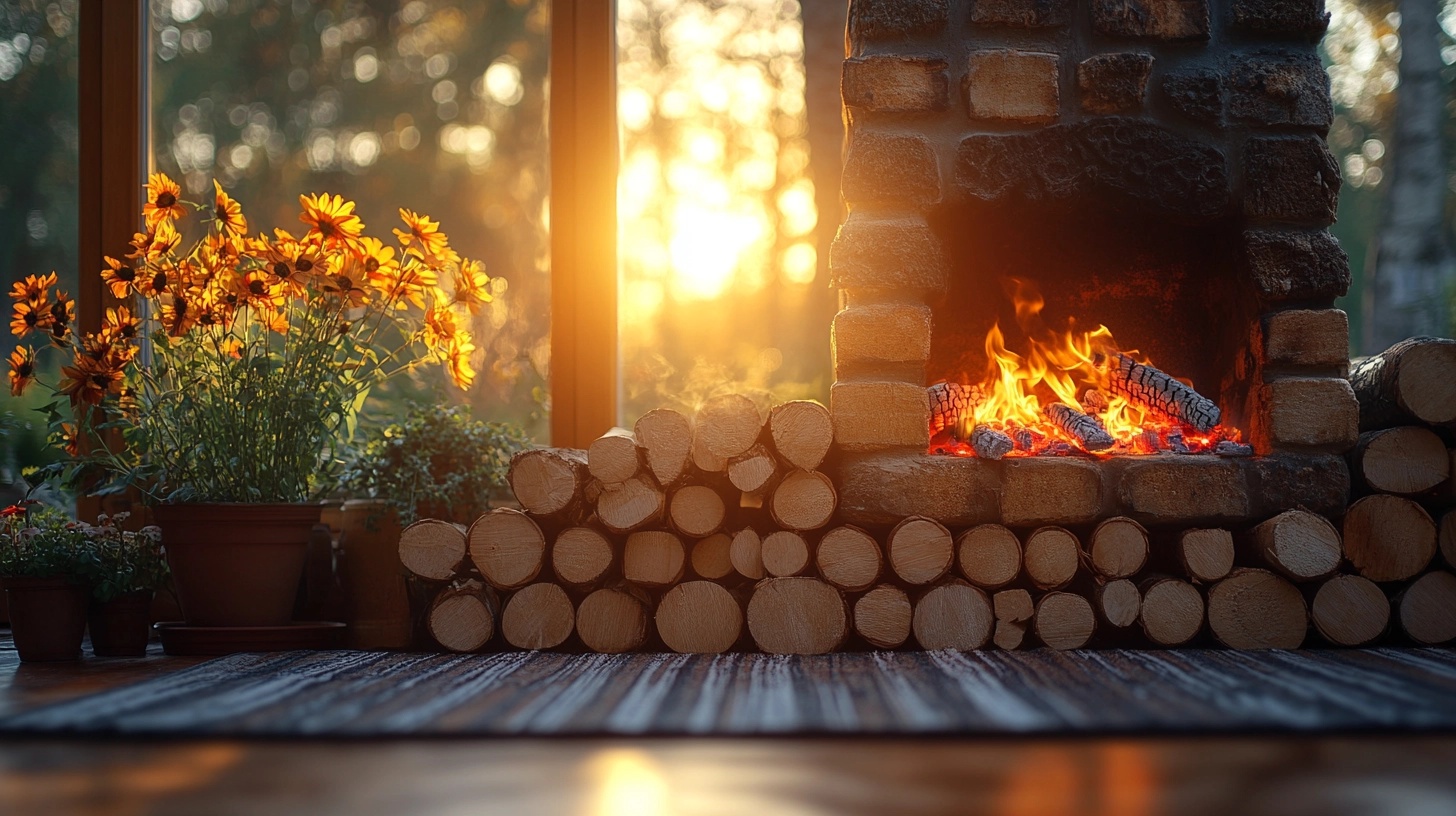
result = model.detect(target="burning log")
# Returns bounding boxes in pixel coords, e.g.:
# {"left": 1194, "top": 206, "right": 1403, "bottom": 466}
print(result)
{"left": 587, "top": 427, "right": 640, "bottom": 484}
{"left": 888, "top": 516, "right": 955, "bottom": 585}
{"left": 762, "top": 530, "right": 811, "bottom": 578}
{"left": 1311, "top": 574, "right": 1389, "bottom": 647}
{"left": 1043, "top": 403, "right": 1115, "bottom": 452}
{"left": 1350, "top": 337, "right": 1456, "bottom": 431}
{"left": 1397, "top": 571, "right": 1456, "bottom": 645}
{"left": 747, "top": 577, "right": 848, "bottom": 655}
{"left": 1008, "top": 423, "right": 1046, "bottom": 453}
{"left": 689, "top": 533, "right": 735, "bottom": 581}
{"left": 1177, "top": 528, "right": 1235, "bottom": 583}
{"left": 500, "top": 582, "right": 576, "bottom": 650}
{"left": 623, "top": 530, "right": 687, "bottom": 588}
{"left": 667, "top": 484, "right": 726, "bottom": 539}
{"left": 1089, "top": 517, "right": 1149, "bottom": 579}
{"left": 467, "top": 509, "right": 547, "bottom": 590}
{"left": 927, "top": 382, "right": 984, "bottom": 439}
{"left": 1094, "top": 578, "right": 1141, "bottom": 629}
{"left": 1138, "top": 577, "right": 1204, "bottom": 647}
{"left": 1104, "top": 352, "right": 1221, "bottom": 433}
{"left": 657, "top": 581, "right": 744, "bottom": 653}
{"left": 1034, "top": 592, "right": 1096, "bottom": 650}
{"left": 1248, "top": 510, "right": 1342, "bottom": 582}
{"left": 853, "top": 584, "right": 912, "bottom": 649}
{"left": 955, "top": 524, "right": 1022, "bottom": 590}
{"left": 1207, "top": 568, "right": 1307, "bottom": 649}
{"left": 970, "top": 424, "right": 1014, "bottom": 460}
{"left": 1024, "top": 526, "right": 1081, "bottom": 590}
{"left": 1081, "top": 389, "right": 1109, "bottom": 414}
{"left": 508, "top": 448, "right": 590, "bottom": 517}
{"left": 398, "top": 519, "right": 467, "bottom": 581}
{"left": 768, "top": 400, "right": 834, "bottom": 472}
{"left": 634, "top": 408, "right": 694, "bottom": 486}
{"left": 1342, "top": 495, "right": 1437, "bottom": 582}
{"left": 575, "top": 586, "right": 650, "bottom": 654}
{"left": 551, "top": 526, "right": 616, "bottom": 589}
{"left": 912, "top": 580, "right": 994, "bottom": 650}
{"left": 1353, "top": 426, "right": 1450, "bottom": 495}
{"left": 815, "top": 525, "right": 883, "bottom": 592}
{"left": 729, "top": 527, "right": 765, "bottom": 580}
{"left": 427, "top": 579, "right": 499, "bottom": 652}
{"left": 1214, "top": 441, "right": 1253, "bottom": 457}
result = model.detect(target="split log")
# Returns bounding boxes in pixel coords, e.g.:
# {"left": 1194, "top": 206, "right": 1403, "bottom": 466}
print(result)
{"left": 1138, "top": 577, "right": 1204, "bottom": 647}
{"left": 727, "top": 444, "right": 779, "bottom": 495}
{"left": 992, "top": 588, "right": 1034, "bottom": 651}
{"left": 815, "top": 525, "right": 883, "bottom": 592}
{"left": 633, "top": 408, "right": 693, "bottom": 486}
{"left": 622, "top": 531, "right": 686, "bottom": 588}
{"left": 853, "top": 584, "right": 912, "bottom": 649}
{"left": 729, "top": 527, "right": 765, "bottom": 580}
{"left": 1248, "top": 509, "right": 1342, "bottom": 582}
{"left": 595, "top": 475, "right": 666, "bottom": 535}
{"left": 1353, "top": 426, "right": 1450, "bottom": 495}
{"left": 1023, "top": 526, "right": 1081, "bottom": 591}
{"left": 1094, "top": 578, "right": 1141, "bottom": 629}
{"left": 769, "top": 469, "right": 838, "bottom": 531}
{"left": 887, "top": 516, "right": 954, "bottom": 586}
{"left": 970, "top": 425, "right": 1014, "bottom": 460}
{"left": 1397, "top": 571, "right": 1456, "bottom": 645}
{"left": 955, "top": 524, "right": 1022, "bottom": 590}
{"left": 912, "top": 580, "right": 993, "bottom": 650}
{"left": 1442, "top": 510, "right": 1455, "bottom": 569}
{"left": 746, "top": 577, "right": 848, "bottom": 655}
{"left": 587, "top": 427, "right": 640, "bottom": 484}
{"left": 467, "top": 509, "right": 546, "bottom": 590}
{"left": 427, "top": 579, "right": 499, "bottom": 652}
{"left": 1207, "top": 568, "right": 1307, "bottom": 649}
{"left": 1342, "top": 495, "right": 1437, "bottom": 582}
{"left": 1349, "top": 337, "right": 1456, "bottom": 430}
{"left": 1104, "top": 352, "right": 1221, "bottom": 433}
{"left": 1311, "top": 574, "right": 1389, "bottom": 647}
{"left": 689, "top": 532, "right": 735, "bottom": 581}
{"left": 690, "top": 425, "right": 729, "bottom": 473}
{"left": 1089, "top": 517, "right": 1149, "bottom": 579}
{"left": 696, "top": 393, "right": 763, "bottom": 459}
{"left": 501, "top": 582, "right": 576, "bottom": 650}
{"left": 1177, "top": 528, "right": 1235, "bottom": 583}
{"left": 576, "top": 586, "right": 650, "bottom": 654}
{"left": 1043, "top": 403, "right": 1115, "bottom": 452}
{"left": 668, "top": 484, "right": 726, "bottom": 539}
{"left": 398, "top": 519, "right": 468, "bottom": 581}
{"left": 551, "top": 526, "right": 615, "bottom": 588}
{"left": 1034, "top": 592, "right": 1096, "bottom": 650}
{"left": 508, "top": 448, "right": 589, "bottom": 516}
{"left": 656, "top": 581, "right": 744, "bottom": 653}
{"left": 927, "top": 382, "right": 984, "bottom": 439}
{"left": 994, "top": 620, "right": 1028, "bottom": 650}
{"left": 761, "top": 530, "right": 811, "bottom": 578}
{"left": 768, "top": 400, "right": 834, "bottom": 471}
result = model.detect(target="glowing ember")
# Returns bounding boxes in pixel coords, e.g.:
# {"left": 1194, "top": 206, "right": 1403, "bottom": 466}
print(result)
{"left": 930, "top": 279, "right": 1241, "bottom": 458}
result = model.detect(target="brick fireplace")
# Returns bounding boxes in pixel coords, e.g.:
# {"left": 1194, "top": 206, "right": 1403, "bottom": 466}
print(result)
{"left": 828, "top": 0, "right": 1356, "bottom": 527}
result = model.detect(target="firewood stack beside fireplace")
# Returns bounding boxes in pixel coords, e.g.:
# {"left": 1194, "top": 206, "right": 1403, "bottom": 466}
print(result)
{"left": 394, "top": 336, "right": 1456, "bottom": 655}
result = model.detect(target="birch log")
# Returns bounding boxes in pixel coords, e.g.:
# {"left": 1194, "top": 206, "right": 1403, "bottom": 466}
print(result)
{"left": 656, "top": 581, "right": 744, "bottom": 654}
{"left": 468, "top": 509, "right": 546, "bottom": 590}
{"left": 633, "top": 408, "right": 693, "bottom": 486}
{"left": 398, "top": 519, "right": 467, "bottom": 581}
{"left": 508, "top": 448, "right": 589, "bottom": 516}
{"left": 768, "top": 400, "right": 834, "bottom": 471}
{"left": 853, "top": 584, "right": 912, "bottom": 649}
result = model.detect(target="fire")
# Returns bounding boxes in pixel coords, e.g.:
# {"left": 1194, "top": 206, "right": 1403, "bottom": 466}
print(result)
{"left": 932, "top": 279, "right": 1240, "bottom": 457}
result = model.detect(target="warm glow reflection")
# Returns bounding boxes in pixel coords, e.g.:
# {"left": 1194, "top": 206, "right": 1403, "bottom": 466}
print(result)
{"left": 589, "top": 749, "right": 670, "bottom": 816}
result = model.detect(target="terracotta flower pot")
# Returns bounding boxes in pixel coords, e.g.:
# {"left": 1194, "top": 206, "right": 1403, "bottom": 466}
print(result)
{"left": 339, "top": 500, "right": 412, "bottom": 649}
{"left": 2, "top": 576, "right": 90, "bottom": 662}
{"left": 154, "top": 503, "right": 321, "bottom": 627}
{"left": 89, "top": 591, "right": 155, "bottom": 657}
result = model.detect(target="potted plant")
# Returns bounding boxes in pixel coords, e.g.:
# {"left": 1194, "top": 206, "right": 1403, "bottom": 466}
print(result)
{"left": 11, "top": 174, "right": 493, "bottom": 628}
{"left": 0, "top": 502, "right": 91, "bottom": 662}
{"left": 79, "top": 512, "right": 168, "bottom": 657}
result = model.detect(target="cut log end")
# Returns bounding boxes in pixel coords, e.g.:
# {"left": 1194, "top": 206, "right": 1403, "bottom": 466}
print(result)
{"left": 508, "top": 448, "right": 588, "bottom": 516}
{"left": 576, "top": 588, "right": 649, "bottom": 654}
{"left": 727, "top": 444, "right": 779, "bottom": 495}
{"left": 770, "top": 470, "right": 838, "bottom": 531}
{"left": 1251, "top": 509, "right": 1342, "bottom": 582}
{"left": 1355, "top": 426, "right": 1450, "bottom": 495}
{"left": 1343, "top": 495, "right": 1437, "bottom": 583}
{"left": 467, "top": 509, "right": 546, "bottom": 590}
{"left": 596, "top": 475, "right": 667, "bottom": 535}
{"left": 1139, "top": 578, "right": 1204, "bottom": 647}
{"left": 500, "top": 583, "right": 575, "bottom": 650}
{"left": 668, "top": 484, "right": 727, "bottom": 539}
{"left": 552, "top": 526, "right": 615, "bottom": 587}
{"left": 913, "top": 580, "right": 993, "bottom": 651}
{"left": 762, "top": 530, "right": 811, "bottom": 578}
{"left": 697, "top": 393, "right": 764, "bottom": 459}
{"left": 588, "top": 428, "right": 640, "bottom": 484}
{"left": 817, "top": 525, "right": 883, "bottom": 592}
{"left": 657, "top": 581, "right": 744, "bottom": 654}
{"left": 690, "top": 533, "right": 735, "bottom": 581}
{"left": 729, "top": 527, "right": 765, "bottom": 580}
{"left": 623, "top": 531, "right": 687, "bottom": 588}
{"left": 1312, "top": 574, "right": 1390, "bottom": 647}
{"left": 747, "top": 577, "right": 847, "bottom": 655}
{"left": 956, "top": 524, "right": 1022, "bottom": 590}
{"left": 427, "top": 581, "right": 497, "bottom": 652}
{"left": 398, "top": 518, "right": 467, "bottom": 581}
{"left": 1398, "top": 571, "right": 1456, "bottom": 645}
{"left": 1090, "top": 517, "right": 1148, "bottom": 579}
{"left": 1207, "top": 568, "right": 1307, "bottom": 649}
{"left": 888, "top": 516, "right": 954, "bottom": 586}
{"left": 634, "top": 408, "right": 693, "bottom": 486}
{"left": 1024, "top": 526, "right": 1081, "bottom": 591}
{"left": 1178, "top": 528, "right": 1234, "bottom": 583}
{"left": 1096, "top": 578, "right": 1142, "bottom": 629}
{"left": 1351, "top": 337, "right": 1456, "bottom": 429}
{"left": 853, "top": 584, "right": 912, "bottom": 649}
{"left": 1034, "top": 592, "right": 1096, "bottom": 650}
{"left": 769, "top": 400, "right": 834, "bottom": 472}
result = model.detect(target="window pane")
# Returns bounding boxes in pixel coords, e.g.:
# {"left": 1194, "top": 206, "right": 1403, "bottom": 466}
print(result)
{"left": 617, "top": 0, "right": 834, "bottom": 423}
{"left": 148, "top": 0, "right": 551, "bottom": 439}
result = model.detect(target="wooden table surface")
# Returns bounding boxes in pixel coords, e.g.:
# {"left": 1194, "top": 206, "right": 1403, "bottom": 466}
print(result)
{"left": 2, "top": 637, "right": 1454, "bottom": 815}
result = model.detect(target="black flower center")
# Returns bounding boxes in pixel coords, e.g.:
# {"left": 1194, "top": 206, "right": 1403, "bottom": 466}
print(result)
{"left": 249, "top": 280, "right": 267, "bottom": 296}
{"left": 117, "top": 266, "right": 136, "bottom": 282}
{"left": 364, "top": 258, "right": 379, "bottom": 273}
{"left": 273, "top": 261, "right": 291, "bottom": 278}
{"left": 156, "top": 192, "right": 176, "bottom": 208}
{"left": 296, "top": 259, "right": 313, "bottom": 272}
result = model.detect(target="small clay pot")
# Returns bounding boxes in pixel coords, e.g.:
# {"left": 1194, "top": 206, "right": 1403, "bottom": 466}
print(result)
{"left": 89, "top": 591, "right": 155, "bottom": 657}
{"left": 3, "top": 576, "right": 90, "bottom": 662}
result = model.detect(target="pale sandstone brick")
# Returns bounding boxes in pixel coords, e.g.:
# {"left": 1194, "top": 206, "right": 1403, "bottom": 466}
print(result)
{"left": 965, "top": 49, "right": 1059, "bottom": 125}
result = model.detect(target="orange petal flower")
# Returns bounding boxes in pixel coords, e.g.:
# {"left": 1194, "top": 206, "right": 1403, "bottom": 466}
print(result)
{"left": 212, "top": 180, "right": 248, "bottom": 237}
{"left": 9, "top": 299, "right": 49, "bottom": 338}
{"left": 100, "top": 257, "right": 141, "bottom": 299}
{"left": 299, "top": 192, "right": 365, "bottom": 253}
{"left": 444, "top": 330, "right": 476, "bottom": 390}
{"left": 451, "top": 259, "right": 493, "bottom": 315}
{"left": 7, "top": 346, "right": 35, "bottom": 397}
{"left": 142, "top": 172, "right": 186, "bottom": 227}
{"left": 394, "top": 209, "right": 456, "bottom": 265}
{"left": 8, "top": 272, "right": 56, "bottom": 304}
{"left": 103, "top": 306, "right": 141, "bottom": 342}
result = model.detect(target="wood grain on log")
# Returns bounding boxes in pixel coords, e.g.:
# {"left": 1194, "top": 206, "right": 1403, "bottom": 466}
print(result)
{"left": 1105, "top": 352, "right": 1221, "bottom": 432}
{"left": 1095, "top": 578, "right": 1141, "bottom": 628}
{"left": 727, "top": 443, "right": 779, "bottom": 495}
{"left": 576, "top": 586, "right": 649, "bottom": 653}
{"left": 994, "top": 619, "right": 1029, "bottom": 650}
{"left": 467, "top": 509, "right": 547, "bottom": 590}
{"left": 1311, "top": 574, "right": 1389, "bottom": 647}
{"left": 993, "top": 588, "right": 1035, "bottom": 624}
{"left": 1178, "top": 528, "right": 1235, "bottom": 582}
{"left": 1024, "top": 526, "right": 1081, "bottom": 591}
{"left": 696, "top": 394, "right": 764, "bottom": 459}
{"left": 1207, "top": 568, "right": 1307, "bottom": 649}
{"left": 912, "top": 580, "right": 993, "bottom": 650}
{"left": 500, "top": 582, "right": 575, "bottom": 650}
{"left": 816, "top": 525, "right": 883, "bottom": 592}
{"left": 656, "top": 581, "right": 743, "bottom": 654}
{"left": 768, "top": 400, "right": 834, "bottom": 472}
{"left": 508, "top": 448, "right": 589, "bottom": 516}
{"left": 398, "top": 519, "right": 468, "bottom": 581}
{"left": 729, "top": 527, "right": 765, "bottom": 580}
{"left": 1138, "top": 577, "right": 1204, "bottom": 647}
{"left": 927, "top": 382, "right": 984, "bottom": 439}
{"left": 1034, "top": 592, "right": 1096, "bottom": 650}
{"left": 956, "top": 524, "right": 1022, "bottom": 590}
{"left": 595, "top": 475, "right": 666, "bottom": 535}
{"left": 1343, "top": 495, "right": 1437, "bottom": 582}
{"left": 747, "top": 577, "right": 848, "bottom": 655}
{"left": 1354, "top": 426, "right": 1450, "bottom": 495}
{"left": 1089, "top": 517, "right": 1149, "bottom": 579}
{"left": 668, "top": 485, "right": 726, "bottom": 539}
{"left": 1350, "top": 337, "right": 1456, "bottom": 430}
{"left": 623, "top": 531, "right": 686, "bottom": 588}
{"left": 1398, "top": 571, "right": 1456, "bottom": 645}
{"left": 587, "top": 427, "right": 640, "bottom": 484}
{"left": 633, "top": 408, "right": 693, "bottom": 486}
{"left": 853, "top": 584, "right": 912, "bottom": 649}
{"left": 770, "top": 470, "right": 838, "bottom": 531}
{"left": 888, "top": 516, "right": 954, "bottom": 586}
{"left": 551, "top": 526, "right": 615, "bottom": 588}
{"left": 690, "top": 425, "right": 729, "bottom": 473}
{"left": 1044, "top": 403, "right": 1115, "bottom": 452}
{"left": 1249, "top": 509, "right": 1342, "bottom": 582}
{"left": 427, "top": 580, "right": 498, "bottom": 652}
{"left": 762, "top": 530, "right": 811, "bottom": 578}
{"left": 690, "top": 533, "right": 735, "bottom": 580}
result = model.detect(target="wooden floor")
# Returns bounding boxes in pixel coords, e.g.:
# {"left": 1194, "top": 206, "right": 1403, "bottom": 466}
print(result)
{"left": 2, "top": 638, "right": 1455, "bottom": 815}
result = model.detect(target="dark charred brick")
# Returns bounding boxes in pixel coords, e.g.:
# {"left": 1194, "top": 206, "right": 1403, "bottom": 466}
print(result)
{"left": 969, "top": 0, "right": 1071, "bottom": 28}
{"left": 1091, "top": 0, "right": 1210, "bottom": 40}
{"left": 1243, "top": 228, "right": 1352, "bottom": 302}
{"left": 1078, "top": 53, "right": 1155, "bottom": 114}
{"left": 842, "top": 129, "right": 942, "bottom": 206}
{"left": 1243, "top": 136, "right": 1340, "bottom": 224}
{"left": 1231, "top": 0, "right": 1331, "bottom": 38}
{"left": 1228, "top": 52, "right": 1333, "bottom": 130}
{"left": 1162, "top": 69, "right": 1223, "bottom": 124}
{"left": 849, "top": 0, "right": 950, "bottom": 41}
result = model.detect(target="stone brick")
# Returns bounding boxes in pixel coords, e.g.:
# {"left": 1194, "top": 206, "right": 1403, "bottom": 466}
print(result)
{"left": 831, "top": 381, "right": 931, "bottom": 451}
{"left": 969, "top": 0, "right": 1071, "bottom": 27}
{"left": 1117, "top": 457, "right": 1250, "bottom": 523}
{"left": 841, "top": 129, "right": 942, "bottom": 206}
{"left": 1260, "top": 309, "right": 1349, "bottom": 368}
{"left": 1243, "top": 229, "right": 1351, "bottom": 301}
{"left": 1162, "top": 69, "right": 1223, "bottom": 124}
{"left": 1228, "top": 52, "right": 1333, "bottom": 130}
{"left": 965, "top": 49, "right": 1060, "bottom": 125}
{"left": 1246, "top": 454, "right": 1349, "bottom": 519}
{"left": 1243, "top": 136, "right": 1340, "bottom": 224}
{"left": 1078, "top": 53, "right": 1154, "bottom": 115}
{"left": 849, "top": 0, "right": 950, "bottom": 41}
{"left": 1092, "top": 0, "right": 1209, "bottom": 40}
{"left": 835, "top": 451, "right": 1000, "bottom": 527}
{"left": 829, "top": 211, "right": 947, "bottom": 293}
{"left": 1255, "top": 376, "right": 1359, "bottom": 451}
{"left": 1231, "top": 0, "right": 1330, "bottom": 38}
{"left": 1001, "top": 458, "right": 1104, "bottom": 526}
{"left": 833, "top": 304, "right": 933, "bottom": 369}
{"left": 843, "top": 56, "right": 950, "bottom": 112}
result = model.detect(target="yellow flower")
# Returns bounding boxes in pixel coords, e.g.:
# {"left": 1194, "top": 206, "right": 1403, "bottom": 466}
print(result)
{"left": 262, "top": 230, "right": 327, "bottom": 293}
{"left": 159, "top": 292, "right": 199, "bottom": 338}
{"left": 212, "top": 180, "right": 248, "bottom": 237}
{"left": 8, "top": 272, "right": 56, "bottom": 304}
{"left": 451, "top": 259, "right": 493, "bottom": 315}
{"left": 10, "top": 299, "right": 49, "bottom": 338}
{"left": 299, "top": 192, "right": 364, "bottom": 253}
{"left": 7, "top": 346, "right": 35, "bottom": 397}
{"left": 235, "top": 268, "right": 285, "bottom": 311}
{"left": 422, "top": 304, "right": 457, "bottom": 350}
{"left": 394, "top": 209, "right": 457, "bottom": 265}
{"left": 100, "top": 257, "right": 140, "bottom": 298}
{"left": 103, "top": 306, "right": 141, "bottom": 342}
{"left": 142, "top": 172, "right": 186, "bottom": 227}
{"left": 219, "top": 337, "right": 243, "bottom": 358}
{"left": 47, "top": 292, "right": 74, "bottom": 347}
{"left": 127, "top": 218, "right": 182, "bottom": 261}
{"left": 321, "top": 271, "right": 370, "bottom": 309}
{"left": 443, "top": 330, "right": 476, "bottom": 390}
{"left": 58, "top": 423, "right": 80, "bottom": 457}
{"left": 59, "top": 355, "right": 127, "bottom": 406}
